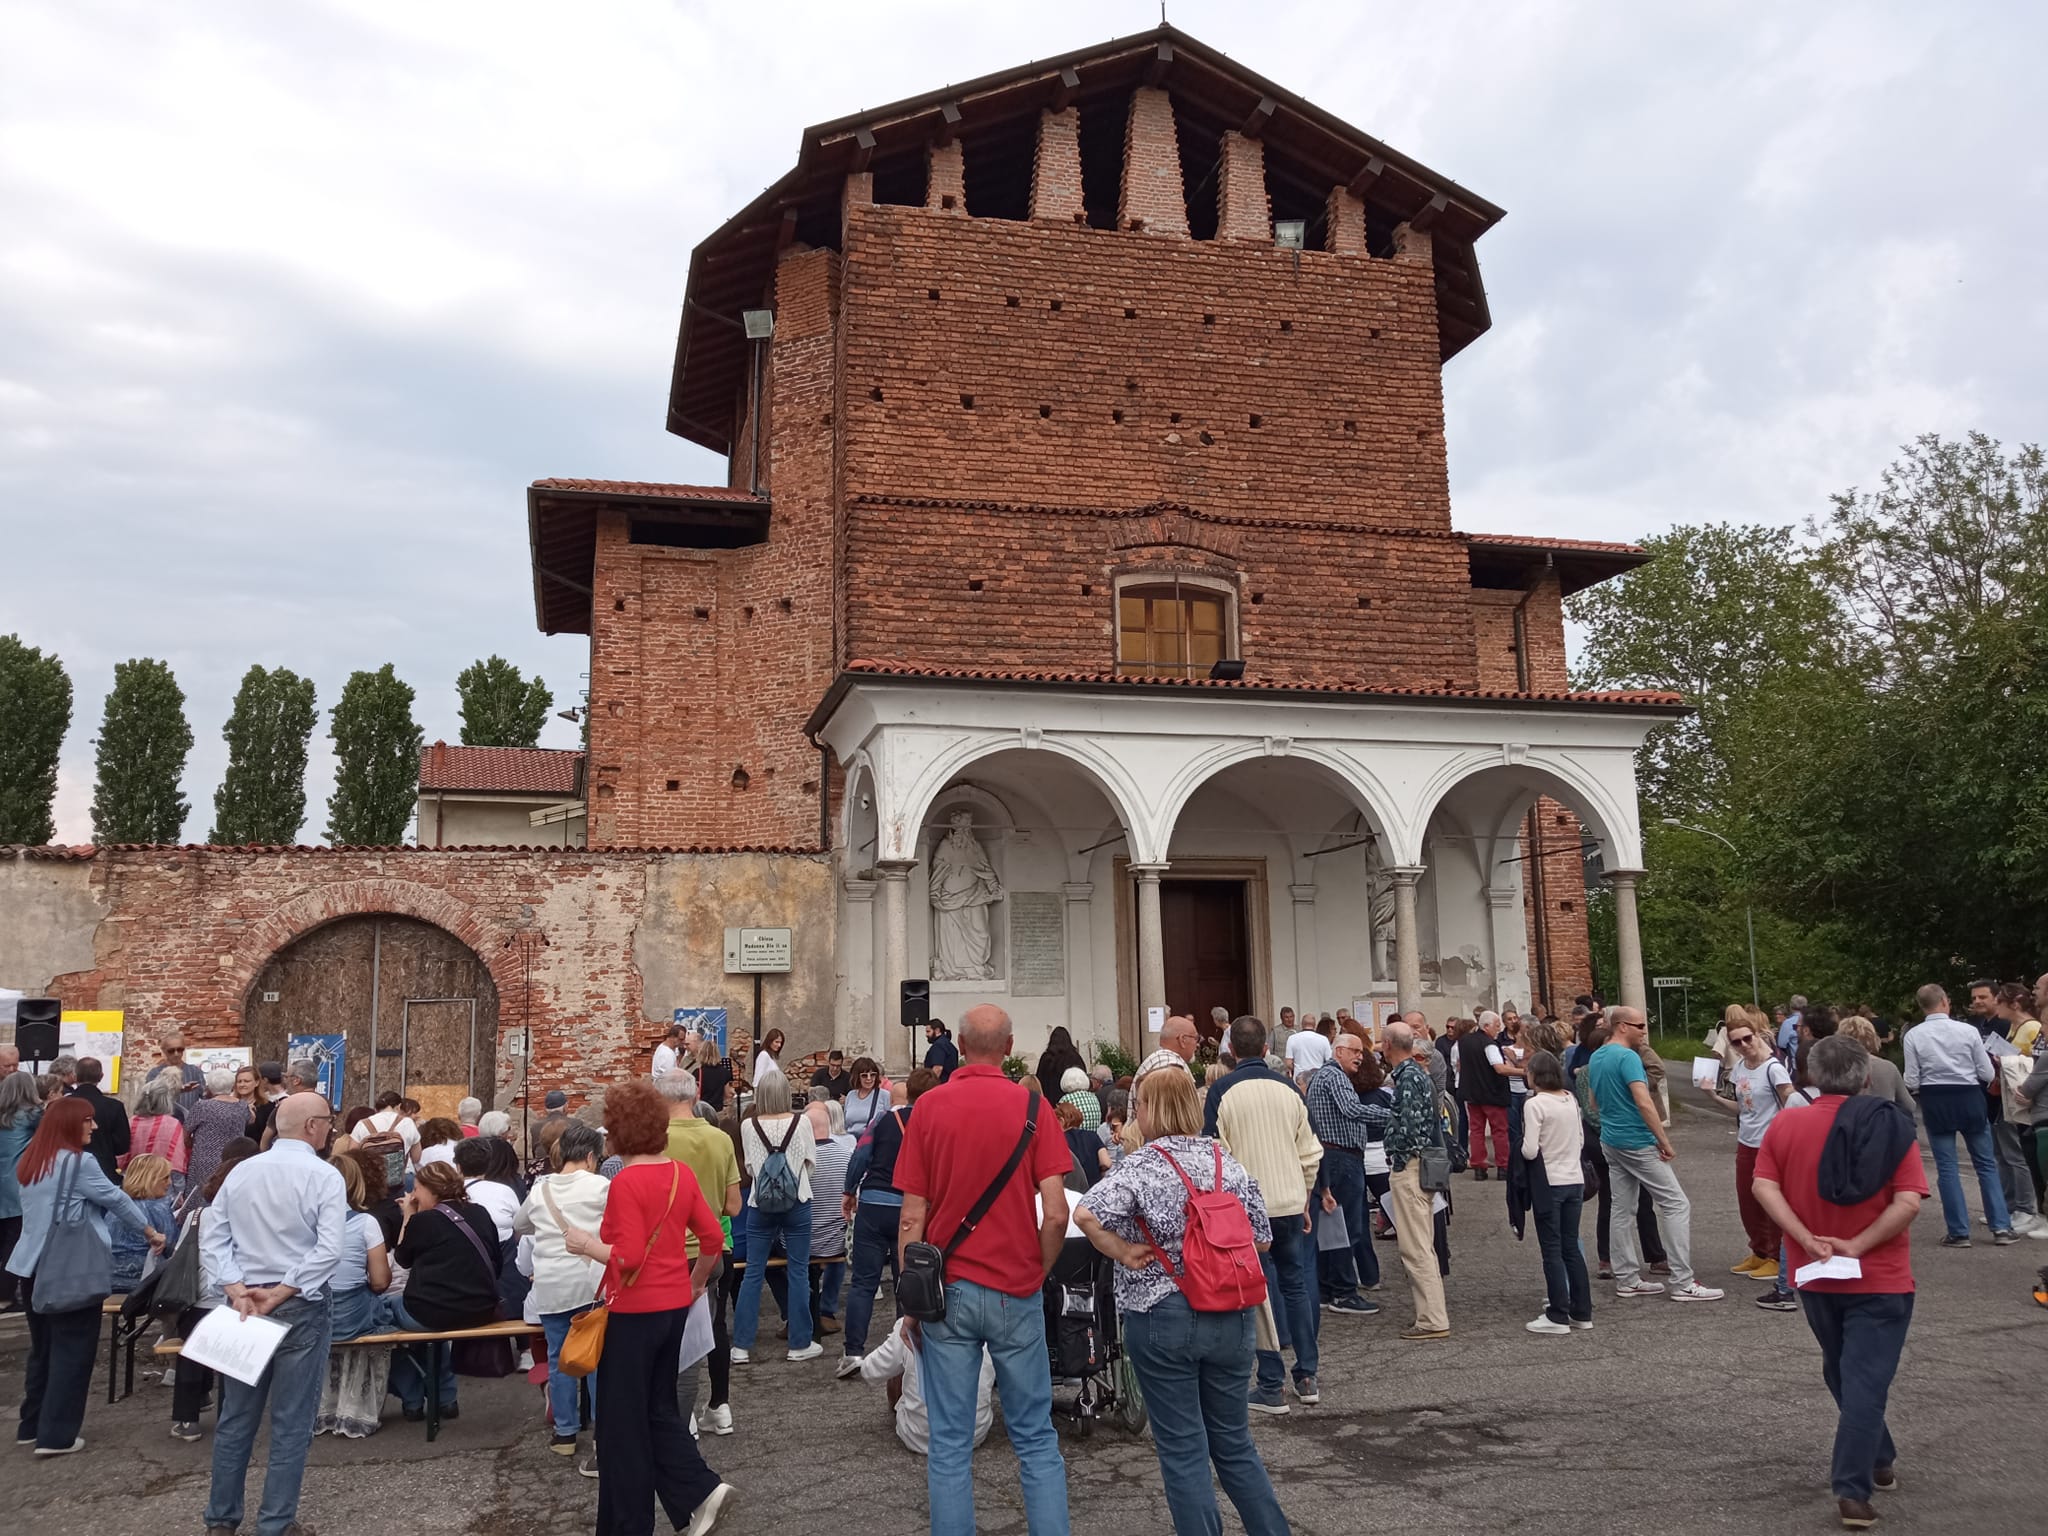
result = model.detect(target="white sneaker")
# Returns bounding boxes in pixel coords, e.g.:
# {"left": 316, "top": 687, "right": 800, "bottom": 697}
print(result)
{"left": 835, "top": 1354, "right": 864, "bottom": 1380}
{"left": 786, "top": 1342, "right": 824, "bottom": 1362}
{"left": 516, "top": 1348, "right": 534, "bottom": 1371}
{"left": 2026, "top": 1223, "right": 2048, "bottom": 1239}
{"left": 1669, "top": 1282, "right": 1725, "bottom": 1302}
{"left": 727, "top": 1347, "right": 750, "bottom": 1365}
{"left": 702, "top": 1403, "right": 733, "bottom": 1435}
{"left": 1569, "top": 1319, "right": 1595, "bottom": 1331}
{"left": 1524, "top": 1314, "right": 1570, "bottom": 1335}
{"left": 685, "top": 1483, "right": 738, "bottom": 1536}
{"left": 1615, "top": 1280, "right": 1665, "bottom": 1298}
{"left": 689, "top": 1413, "right": 698, "bottom": 1439}
{"left": 32, "top": 1438, "right": 85, "bottom": 1457}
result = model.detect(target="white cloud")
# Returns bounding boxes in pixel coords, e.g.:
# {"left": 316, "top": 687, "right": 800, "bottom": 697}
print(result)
{"left": 0, "top": 0, "right": 2041, "bottom": 839}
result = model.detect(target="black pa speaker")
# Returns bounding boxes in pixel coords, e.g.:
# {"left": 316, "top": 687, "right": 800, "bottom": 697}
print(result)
{"left": 900, "top": 979, "right": 930, "bottom": 1031}
{"left": 15, "top": 997, "right": 61, "bottom": 1064}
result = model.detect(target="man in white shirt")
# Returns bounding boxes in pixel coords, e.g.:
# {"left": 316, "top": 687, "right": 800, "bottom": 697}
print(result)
{"left": 652, "top": 1022, "right": 685, "bottom": 1080}
{"left": 861, "top": 1317, "right": 994, "bottom": 1455}
{"left": 201, "top": 1093, "right": 347, "bottom": 1536}
{"left": 360, "top": 1091, "right": 421, "bottom": 1167}
{"left": 1903, "top": 984, "right": 2014, "bottom": 1245}
{"left": 1286, "top": 1016, "right": 1335, "bottom": 1081}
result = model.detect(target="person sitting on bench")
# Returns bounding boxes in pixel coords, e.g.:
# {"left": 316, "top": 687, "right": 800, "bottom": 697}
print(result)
{"left": 384, "top": 1161, "right": 501, "bottom": 1421}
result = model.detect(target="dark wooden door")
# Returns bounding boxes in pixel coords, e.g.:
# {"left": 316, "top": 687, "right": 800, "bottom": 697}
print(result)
{"left": 1161, "top": 880, "right": 1249, "bottom": 1025}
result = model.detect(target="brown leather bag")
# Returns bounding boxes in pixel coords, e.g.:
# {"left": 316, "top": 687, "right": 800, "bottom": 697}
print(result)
{"left": 552, "top": 1165, "right": 677, "bottom": 1377}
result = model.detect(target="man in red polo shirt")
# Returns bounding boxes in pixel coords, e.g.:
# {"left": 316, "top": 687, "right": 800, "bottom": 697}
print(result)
{"left": 1753, "top": 1035, "right": 1928, "bottom": 1531}
{"left": 895, "top": 1004, "right": 1072, "bottom": 1536}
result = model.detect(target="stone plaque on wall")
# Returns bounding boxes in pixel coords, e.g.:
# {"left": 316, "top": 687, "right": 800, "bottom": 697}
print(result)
{"left": 1008, "top": 891, "right": 1066, "bottom": 997}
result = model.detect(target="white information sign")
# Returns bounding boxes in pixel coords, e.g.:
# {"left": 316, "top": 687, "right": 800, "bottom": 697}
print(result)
{"left": 723, "top": 927, "right": 793, "bottom": 974}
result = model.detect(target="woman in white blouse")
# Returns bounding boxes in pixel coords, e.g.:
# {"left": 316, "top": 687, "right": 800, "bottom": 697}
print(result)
{"left": 731, "top": 1070, "right": 819, "bottom": 1364}
{"left": 1520, "top": 1050, "right": 1591, "bottom": 1335}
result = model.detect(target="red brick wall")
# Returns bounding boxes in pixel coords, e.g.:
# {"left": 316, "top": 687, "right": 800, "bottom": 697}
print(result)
{"left": 1519, "top": 798, "right": 1595, "bottom": 1016}
{"left": 1469, "top": 572, "right": 1568, "bottom": 692}
{"left": 586, "top": 247, "right": 839, "bottom": 850}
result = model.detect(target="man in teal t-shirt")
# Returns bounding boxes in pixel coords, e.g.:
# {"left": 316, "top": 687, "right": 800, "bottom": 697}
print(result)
{"left": 1587, "top": 1008, "right": 1723, "bottom": 1304}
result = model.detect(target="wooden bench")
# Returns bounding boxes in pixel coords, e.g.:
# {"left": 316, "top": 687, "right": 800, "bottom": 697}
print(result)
{"left": 156, "top": 1319, "right": 537, "bottom": 1441}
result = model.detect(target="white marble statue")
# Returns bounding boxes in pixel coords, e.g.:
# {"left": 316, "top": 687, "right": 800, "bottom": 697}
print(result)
{"left": 929, "top": 811, "right": 1003, "bottom": 981}
{"left": 1365, "top": 839, "right": 1397, "bottom": 981}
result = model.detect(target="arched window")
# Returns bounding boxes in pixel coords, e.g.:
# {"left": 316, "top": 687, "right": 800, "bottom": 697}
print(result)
{"left": 1115, "top": 577, "right": 1235, "bottom": 678}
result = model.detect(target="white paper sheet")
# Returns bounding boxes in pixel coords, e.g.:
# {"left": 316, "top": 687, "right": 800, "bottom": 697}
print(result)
{"left": 676, "top": 1291, "right": 714, "bottom": 1372}
{"left": 1374, "top": 1191, "right": 1448, "bottom": 1229}
{"left": 1315, "top": 1206, "right": 1350, "bottom": 1251}
{"left": 1690, "top": 1056, "right": 1721, "bottom": 1090}
{"left": 1146, "top": 1006, "right": 1165, "bottom": 1035}
{"left": 179, "top": 1305, "right": 289, "bottom": 1387}
{"left": 1793, "top": 1254, "right": 1863, "bottom": 1287}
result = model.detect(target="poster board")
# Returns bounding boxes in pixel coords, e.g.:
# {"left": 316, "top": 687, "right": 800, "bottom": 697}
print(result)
{"left": 60, "top": 1010, "right": 125, "bottom": 1091}
{"left": 193, "top": 1046, "right": 252, "bottom": 1076}
{"left": 1370, "top": 999, "right": 1401, "bottom": 1036}
{"left": 673, "top": 1007, "right": 729, "bottom": 1056}
{"left": 288, "top": 1034, "right": 347, "bottom": 1109}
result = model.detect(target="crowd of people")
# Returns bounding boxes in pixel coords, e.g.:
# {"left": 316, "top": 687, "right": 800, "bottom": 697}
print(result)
{"left": 3, "top": 970, "right": 2044, "bottom": 1534}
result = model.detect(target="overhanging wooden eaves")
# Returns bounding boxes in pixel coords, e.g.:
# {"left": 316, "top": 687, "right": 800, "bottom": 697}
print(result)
{"left": 527, "top": 481, "right": 772, "bottom": 636}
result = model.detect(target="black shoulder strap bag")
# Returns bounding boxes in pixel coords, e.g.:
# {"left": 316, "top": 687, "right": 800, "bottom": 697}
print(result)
{"left": 896, "top": 1097, "right": 1040, "bottom": 1324}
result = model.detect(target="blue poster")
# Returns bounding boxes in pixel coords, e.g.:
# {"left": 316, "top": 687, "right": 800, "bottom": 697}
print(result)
{"left": 288, "top": 1033, "right": 347, "bottom": 1109}
{"left": 673, "top": 1007, "right": 728, "bottom": 1056}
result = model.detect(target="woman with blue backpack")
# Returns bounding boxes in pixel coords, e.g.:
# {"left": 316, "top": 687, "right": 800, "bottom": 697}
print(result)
{"left": 731, "top": 1071, "right": 820, "bottom": 1363}
{"left": 1075, "top": 1065, "right": 1292, "bottom": 1536}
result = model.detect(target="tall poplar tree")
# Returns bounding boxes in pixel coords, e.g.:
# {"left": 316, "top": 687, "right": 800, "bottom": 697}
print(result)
{"left": 325, "top": 665, "right": 423, "bottom": 844}
{"left": 456, "top": 655, "right": 553, "bottom": 747}
{"left": 90, "top": 658, "right": 194, "bottom": 843}
{"left": 209, "top": 664, "right": 317, "bottom": 844}
{"left": 0, "top": 635, "right": 72, "bottom": 844}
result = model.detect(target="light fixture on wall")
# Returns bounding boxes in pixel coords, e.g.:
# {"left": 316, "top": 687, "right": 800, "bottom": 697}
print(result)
{"left": 1209, "top": 659, "right": 1245, "bottom": 681}
{"left": 742, "top": 309, "right": 775, "bottom": 339}
{"left": 1273, "top": 220, "right": 1306, "bottom": 250}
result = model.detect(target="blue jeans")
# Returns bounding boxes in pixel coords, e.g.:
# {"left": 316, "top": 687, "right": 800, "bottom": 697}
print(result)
{"left": 1123, "top": 1295, "right": 1291, "bottom": 1536}
{"left": 1254, "top": 1211, "right": 1318, "bottom": 1392}
{"left": 924, "top": 1278, "right": 1069, "bottom": 1536}
{"left": 384, "top": 1294, "right": 459, "bottom": 1411}
{"left": 733, "top": 1200, "right": 812, "bottom": 1350}
{"left": 540, "top": 1307, "right": 596, "bottom": 1437}
{"left": 816, "top": 1251, "right": 845, "bottom": 1316}
{"left": 1533, "top": 1186, "right": 1591, "bottom": 1323}
{"left": 1927, "top": 1120, "right": 2010, "bottom": 1237}
{"left": 842, "top": 1200, "right": 901, "bottom": 1355}
{"left": 1799, "top": 1290, "right": 1913, "bottom": 1501}
{"left": 1315, "top": 1150, "right": 1378, "bottom": 1297}
{"left": 204, "top": 1293, "right": 331, "bottom": 1536}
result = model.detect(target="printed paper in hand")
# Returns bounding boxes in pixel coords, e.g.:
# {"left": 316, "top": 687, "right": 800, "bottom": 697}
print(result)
{"left": 1690, "top": 1056, "right": 1721, "bottom": 1091}
{"left": 676, "top": 1292, "right": 714, "bottom": 1373}
{"left": 1793, "top": 1254, "right": 1863, "bottom": 1287}
{"left": 1315, "top": 1206, "right": 1351, "bottom": 1252}
{"left": 179, "top": 1305, "right": 289, "bottom": 1387}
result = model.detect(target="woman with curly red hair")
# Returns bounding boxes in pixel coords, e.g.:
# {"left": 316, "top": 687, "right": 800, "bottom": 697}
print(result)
{"left": 561, "top": 1079, "right": 734, "bottom": 1535}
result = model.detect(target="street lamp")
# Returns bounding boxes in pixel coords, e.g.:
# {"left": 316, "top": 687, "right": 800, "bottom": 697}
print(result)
{"left": 1661, "top": 818, "right": 1759, "bottom": 1007}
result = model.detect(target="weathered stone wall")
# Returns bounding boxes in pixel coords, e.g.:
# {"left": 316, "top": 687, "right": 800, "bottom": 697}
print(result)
{"left": 0, "top": 846, "right": 835, "bottom": 1104}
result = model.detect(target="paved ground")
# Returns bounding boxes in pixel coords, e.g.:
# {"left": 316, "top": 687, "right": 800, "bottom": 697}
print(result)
{"left": 7, "top": 1095, "right": 2048, "bottom": 1535}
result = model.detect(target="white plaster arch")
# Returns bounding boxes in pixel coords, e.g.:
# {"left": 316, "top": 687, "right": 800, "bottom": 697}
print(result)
{"left": 840, "top": 753, "right": 882, "bottom": 863}
{"left": 1154, "top": 738, "right": 1404, "bottom": 866}
{"left": 1412, "top": 749, "right": 1641, "bottom": 872}
{"left": 889, "top": 732, "right": 1149, "bottom": 865}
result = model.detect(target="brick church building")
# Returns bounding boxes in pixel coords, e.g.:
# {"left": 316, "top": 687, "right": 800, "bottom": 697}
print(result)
{"left": 3, "top": 26, "right": 1676, "bottom": 1101}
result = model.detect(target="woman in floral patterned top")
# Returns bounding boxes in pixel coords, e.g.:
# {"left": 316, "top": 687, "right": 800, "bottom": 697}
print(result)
{"left": 1076, "top": 1068, "right": 1292, "bottom": 1536}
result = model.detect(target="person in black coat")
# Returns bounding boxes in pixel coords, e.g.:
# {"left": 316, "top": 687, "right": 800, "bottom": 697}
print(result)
{"left": 1034, "top": 1027, "right": 1088, "bottom": 1103}
{"left": 66, "top": 1058, "right": 129, "bottom": 1180}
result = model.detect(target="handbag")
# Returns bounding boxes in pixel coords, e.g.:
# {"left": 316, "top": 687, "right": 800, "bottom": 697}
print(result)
{"left": 896, "top": 1097, "right": 1040, "bottom": 1324}
{"left": 151, "top": 1207, "right": 206, "bottom": 1318}
{"left": 1417, "top": 1081, "right": 1453, "bottom": 1194}
{"left": 32, "top": 1155, "right": 114, "bottom": 1314}
{"left": 555, "top": 1164, "right": 678, "bottom": 1378}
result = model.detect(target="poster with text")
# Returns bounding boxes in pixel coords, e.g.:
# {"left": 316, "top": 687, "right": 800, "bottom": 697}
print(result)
{"left": 59, "top": 1011, "right": 125, "bottom": 1091}
{"left": 673, "top": 1008, "right": 728, "bottom": 1056}
{"left": 194, "top": 1046, "right": 253, "bottom": 1077}
{"left": 287, "top": 1034, "right": 347, "bottom": 1108}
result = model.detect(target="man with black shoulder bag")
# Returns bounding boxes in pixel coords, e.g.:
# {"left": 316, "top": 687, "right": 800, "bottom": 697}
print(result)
{"left": 894, "top": 1004, "right": 1075, "bottom": 1536}
{"left": 1381, "top": 1023, "right": 1452, "bottom": 1341}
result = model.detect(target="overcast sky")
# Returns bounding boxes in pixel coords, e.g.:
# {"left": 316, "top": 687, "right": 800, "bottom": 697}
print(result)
{"left": 3, "top": 0, "right": 2042, "bottom": 844}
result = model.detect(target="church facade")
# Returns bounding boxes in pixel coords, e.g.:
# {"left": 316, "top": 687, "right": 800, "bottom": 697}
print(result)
{"left": 534, "top": 26, "right": 1680, "bottom": 1072}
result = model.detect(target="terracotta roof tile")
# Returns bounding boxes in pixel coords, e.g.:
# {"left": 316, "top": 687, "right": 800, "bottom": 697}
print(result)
{"left": 530, "top": 479, "right": 765, "bottom": 503}
{"left": 1463, "top": 531, "right": 1649, "bottom": 557}
{"left": 418, "top": 743, "right": 583, "bottom": 795}
{"left": 8, "top": 843, "right": 819, "bottom": 857}
{"left": 838, "top": 660, "right": 1685, "bottom": 708}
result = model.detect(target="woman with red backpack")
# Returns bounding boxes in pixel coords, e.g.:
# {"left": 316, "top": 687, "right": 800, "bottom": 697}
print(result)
{"left": 1074, "top": 1067, "right": 1292, "bottom": 1536}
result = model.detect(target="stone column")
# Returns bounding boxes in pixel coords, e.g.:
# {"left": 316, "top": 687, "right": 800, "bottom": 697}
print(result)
{"left": 841, "top": 876, "right": 876, "bottom": 1053}
{"left": 1482, "top": 881, "right": 1526, "bottom": 1013}
{"left": 1062, "top": 882, "right": 1095, "bottom": 1039}
{"left": 875, "top": 860, "right": 916, "bottom": 1075}
{"left": 1608, "top": 869, "right": 1648, "bottom": 1012}
{"left": 1131, "top": 864, "right": 1170, "bottom": 1022}
{"left": 1288, "top": 883, "right": 1320, "bottom": 1016}
{"left": 1392, "top": 866, "right": 1427, "bottom": 1014}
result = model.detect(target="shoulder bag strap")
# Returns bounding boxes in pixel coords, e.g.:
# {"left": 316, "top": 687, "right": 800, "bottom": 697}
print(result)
{"left": 620, "top": 1163, "right": 681, "bottom": 1292}
{"left": 540, "top": 1174, "right": 568, "bottom": 1231}
{"left": 940, "top": 1095, "right": 1039, "bottom": 1260}
{"left": 434, "top": 1202, "right": 500, "bottom": 1281}
{"left": 774, "top": 1114, "right": 800, "bottom": 1154}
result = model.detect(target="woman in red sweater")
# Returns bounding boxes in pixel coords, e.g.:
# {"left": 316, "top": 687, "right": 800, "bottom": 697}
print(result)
{"left": 563, "top": 1080, "right": 733, "bottom": 1536}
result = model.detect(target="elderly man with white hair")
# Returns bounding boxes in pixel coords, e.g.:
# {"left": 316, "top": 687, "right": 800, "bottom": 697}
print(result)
{"left": 456, "top": 1097, "right": 484, "bottom": 1137}
{"left": 1380, "top": 1023, "right": 1450, "bottom": 1340}
{"left": 477, "top": 1109, "right": 512, "bottom": 1139}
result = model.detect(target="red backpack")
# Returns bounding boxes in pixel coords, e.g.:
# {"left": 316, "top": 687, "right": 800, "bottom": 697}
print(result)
{"left": 1137, "top": 1143, "right": 1269, "bottom": 1312}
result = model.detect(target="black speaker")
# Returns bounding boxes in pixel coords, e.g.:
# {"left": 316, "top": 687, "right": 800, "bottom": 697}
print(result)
{"left": 15, "top": 997, "right": 60, "bottom": 1064}
{"left": 900, "top": 979, "right": 930, "bottom": 1031}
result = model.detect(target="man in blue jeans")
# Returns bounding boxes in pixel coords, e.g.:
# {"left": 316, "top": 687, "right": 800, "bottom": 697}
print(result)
{"left": 896, "top": 1005, "right": 1074, "bottom": 1536}
{"left": 1903, "top": 984, "right": 2016, "bottom": 1245}
{"left": 1754, "top": 1035, "right": 1927, "bottom": 1529}
{"left": 838, "top": 1068, "right": 938, "bottom": 1378}
{"left": 200, "top": 1093, "right": 347, "bottom": 1536}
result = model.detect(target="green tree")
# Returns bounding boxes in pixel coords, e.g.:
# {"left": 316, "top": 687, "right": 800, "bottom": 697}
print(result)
{"left": 90, "top": 658, "right": 193, "bottom": 843}
{"left": 0, "top": 635, "right": 72, "bottom": 844}
{"left": 325, "top": 665, "right": 423, "bottom": 845}
{"left": 209, "top": 665, "right": 317, "bottom": 844}
{"left": 456, "top": 656, "right": 552, "bottom": 748}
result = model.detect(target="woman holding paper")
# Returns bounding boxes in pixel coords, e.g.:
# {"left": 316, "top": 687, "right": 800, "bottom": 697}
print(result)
{"left": 6, "top": 1096, "right": 164, "bottom": 1455}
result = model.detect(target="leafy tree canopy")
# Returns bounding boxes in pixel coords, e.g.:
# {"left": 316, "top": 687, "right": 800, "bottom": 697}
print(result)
{"left": 456, "top": 656, "right": 552, "bottom": 748}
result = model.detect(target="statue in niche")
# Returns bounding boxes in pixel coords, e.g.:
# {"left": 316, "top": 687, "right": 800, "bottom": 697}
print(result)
{"left": 1364, "top": 838, "right": 1398, "bottom": 982}
{"left": 929, "top": 810, "right": 1003, "bottom": 981}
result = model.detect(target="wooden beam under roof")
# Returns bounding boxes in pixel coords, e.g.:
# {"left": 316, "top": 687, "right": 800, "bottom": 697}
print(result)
{"left": 1347, "top": 154, "right": 1386, "bottom": 198}
{"left": 1241, "top": 95, "right": 1277, "bottom": 139}
{"left": 1408, "top": 191, "right": 1448, "bottom": 231}
{"left": 1050, "top": 65, "right": 1081, "bottom": 112}
{"left": 1145, "top": 40, "right": 1173, "bottom": 85}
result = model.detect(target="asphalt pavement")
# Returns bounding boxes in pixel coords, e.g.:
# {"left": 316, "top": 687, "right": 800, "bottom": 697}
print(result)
{"left": 5, "top": 1095, "right": 2046, "bottom": 1535}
